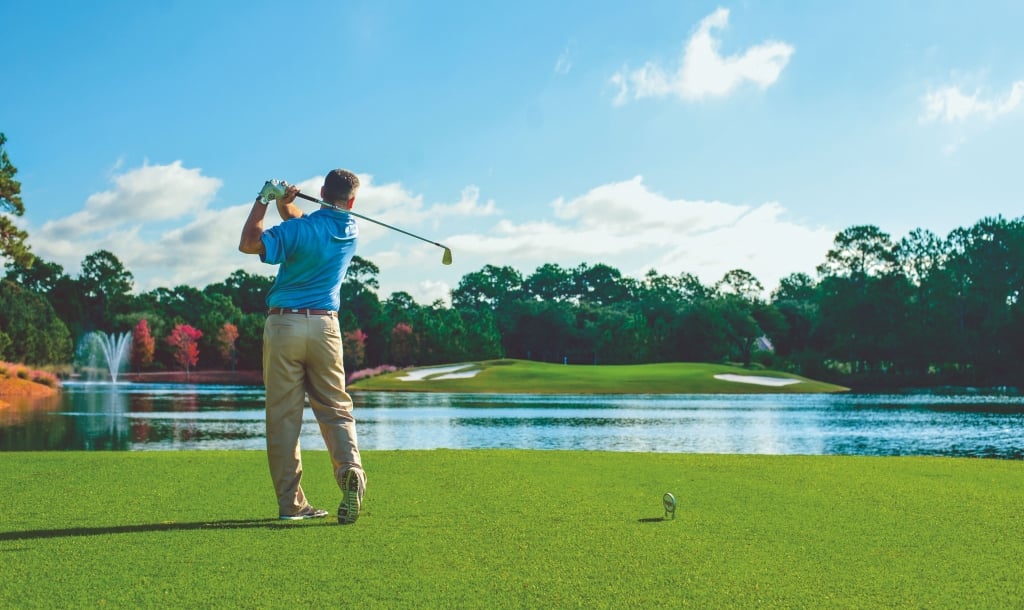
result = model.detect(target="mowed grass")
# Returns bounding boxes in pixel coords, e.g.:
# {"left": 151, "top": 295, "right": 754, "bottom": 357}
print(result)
{"left": 1, "top": 451, "right": 1021, "bottom": 608}
{"left": 350, "top": 359, "right": 848, "bottom": 394}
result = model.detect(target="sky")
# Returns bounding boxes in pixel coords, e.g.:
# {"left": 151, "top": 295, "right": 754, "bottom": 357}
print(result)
{"left": 2, "top": 1, "right": 1022, "bottom": 305}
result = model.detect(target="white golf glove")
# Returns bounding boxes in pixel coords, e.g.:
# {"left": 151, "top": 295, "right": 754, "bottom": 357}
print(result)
{"left": 258, "top": 179, "right": 288, "bottom": 205}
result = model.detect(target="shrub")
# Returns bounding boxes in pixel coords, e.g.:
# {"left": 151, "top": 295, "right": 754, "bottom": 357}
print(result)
{"left": 348, "top": 365, "right": 399, "bottom": 383}
{"left": 31, "top": 370, "right": 60, "bottom": 389}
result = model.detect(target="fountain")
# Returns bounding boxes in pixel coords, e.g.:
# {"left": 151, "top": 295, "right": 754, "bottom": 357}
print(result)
{"left": 79, "top": 331, "right": 133, "bottom": 383}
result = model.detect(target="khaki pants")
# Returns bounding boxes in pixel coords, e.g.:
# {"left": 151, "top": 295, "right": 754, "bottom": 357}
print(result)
{"left": 263, "top": 312, "right": 361, "bottom": 515}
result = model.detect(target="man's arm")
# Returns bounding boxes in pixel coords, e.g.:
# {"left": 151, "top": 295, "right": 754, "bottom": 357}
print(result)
{"left": 275, "top": 184, "right": 303, "bottom": 220}
{"left": 239, "top": 197, "right": 269, "bottom": 256}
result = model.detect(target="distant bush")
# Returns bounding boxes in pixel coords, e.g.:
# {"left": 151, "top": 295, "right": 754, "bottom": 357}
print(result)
{"left": 348, "top": 365, "right": 399, "bottom": 383}
{"left": 31, "top": 370, "right": 60, "bottom": 388}
{"left": 0, "top": 360, "right": 62, "bottom": 389}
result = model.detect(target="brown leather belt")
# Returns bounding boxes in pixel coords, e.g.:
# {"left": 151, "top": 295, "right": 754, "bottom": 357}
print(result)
{"left": 267, "top": 307, "right": 337, "bottom": 317}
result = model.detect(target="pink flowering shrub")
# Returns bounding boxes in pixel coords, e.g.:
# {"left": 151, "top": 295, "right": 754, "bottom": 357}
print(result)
{"left": 0, "top": 361, "right": 61, "bottom": 389}
{"left": 348, "top": 365, "right": 399, "bottom": 383}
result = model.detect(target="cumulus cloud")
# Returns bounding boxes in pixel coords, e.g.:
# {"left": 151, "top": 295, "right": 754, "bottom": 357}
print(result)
{"left": 431, "top": 186, "right": 497, "bottom": 218}
{"left": 26, "top": 162, "right": 497, "bottom": 302}
{"left": 611, "top": 8, "right": 794, "bottom": 105}
{"left": 27, "top": 161, "right": 833, "bottom": 304}
{"left": 921, "top": 81, "right": 1024, "bottom": 123}
{"left": 448, "top": 176, "right": 835, "bottom": 296}
{"left": 38, "top": 161, "right": 220, "bottom": 240}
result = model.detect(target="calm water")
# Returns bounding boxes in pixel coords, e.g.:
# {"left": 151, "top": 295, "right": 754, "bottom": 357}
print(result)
{"left": 1, "top": 382, "right": 1022, "bottom": 458}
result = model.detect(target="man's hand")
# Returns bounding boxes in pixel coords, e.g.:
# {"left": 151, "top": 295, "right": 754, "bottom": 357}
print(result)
{"left": 281, "top": 183, "right": 300, "bottom": 205}
{"left": 275, "top": 183, "right": 304, "bottom": 221}
{"left": 258, "top": 180, "right": 287, "bottom": 205}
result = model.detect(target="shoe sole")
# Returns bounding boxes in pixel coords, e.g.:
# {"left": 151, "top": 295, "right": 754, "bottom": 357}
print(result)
{"left": 338, "top": 470, "right": 362, "bottom": 525}
{"left": 279, "top": 509, "right": 328, "bottom": 520}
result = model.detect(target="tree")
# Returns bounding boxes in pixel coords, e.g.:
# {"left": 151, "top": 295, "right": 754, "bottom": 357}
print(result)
{"left": 0, "top": 279, "right": 73, "bottom": 365}
{"left": 523, "top": 263, "right": 574, "bottom": 302}
{"left": 5, "top": 257, "right": 66, "bottom": 294}
{"left": 414, "top": 304, "right": 473, "bottom": 364}
{"left": 577, "top": 305, "right": 647, "bottom": 364}
{"left": 815, "top": 226, "right": 909, "bottom": 379}
{"left": 941, "top": 217, "right": 1024, "bottom": 382}
{"left": 457, "top": 307, "right": 504, "bottom": 360}
{"left": 389, "top": 322, "right": 417, "bottom": 366}
{"left": 383, "top": 291, "right": 419, "bottom": 327}
{"left": 343, "top": 328, "right": 368, "bottom": 372}
{"left": 195, "top": 294, "right": 242, "bottom": 370}
{"left": 345, "top": 256, "right": 381, "bottom": 291}
{"left": 166, "top": 324, "right": 202, "bottom": 379}
{"left": 131, "top": 319, "right": 155, "bottom": 372}
{"left": 340, "top": 256, "right": 387, "bottom": 365}
{"left": 5, "top": 256, "right": 88, "bottom": 339}
{"left": 205, "top": 270, "right": 274, "bottom": 315}
{"left": 217, "top": 322, "right": 239, "bottom": 370}
{"left": 715, "top": 269, "right": 764, "bottom": 301}
{"left": 0, "top": 133, "right": 33, "bottom": 268}
{"left": 503, "top": 299, "right": 575, "bottom": 362}
{"left": 451, "top": 265, "right": 523, "bottom": 310}
{"left": 572, "top": 263, "right": 632, "bottom": 306}
{"left": 770, "top": 273, "right": 819, "bottom": 361}
{"left": 79, "top": 249, "right": 134, "bottom": 331}
{"left": 233, "top": 312, "right": 266, "bottom": 370}
{"left": 816, "top": 225, "right": 898, "bottom": 278}
{"left": 633, "top": 270, "right": 708, "bottom": 362}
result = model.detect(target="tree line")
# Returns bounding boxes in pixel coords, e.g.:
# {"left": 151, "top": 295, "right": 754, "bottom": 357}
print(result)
{"left": 3, "top": 132, "right": 1024, "bottom": 388}
{"left": 1, "top": 214, "right": 1023, "bottom": 389}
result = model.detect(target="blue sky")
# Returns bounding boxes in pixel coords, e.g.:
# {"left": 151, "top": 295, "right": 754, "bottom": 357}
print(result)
{"left": 2, "top": 1, "right": 1022, "bottom": 304}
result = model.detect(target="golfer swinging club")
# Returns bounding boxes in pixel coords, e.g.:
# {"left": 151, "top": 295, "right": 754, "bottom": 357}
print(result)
{"left": 238, "top": 169, "right": 366, "bottom": 524}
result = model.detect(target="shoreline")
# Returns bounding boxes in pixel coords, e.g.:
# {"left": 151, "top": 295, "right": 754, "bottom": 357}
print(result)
{"left": 119, "top": 370, "right": 264, "bottom": 386}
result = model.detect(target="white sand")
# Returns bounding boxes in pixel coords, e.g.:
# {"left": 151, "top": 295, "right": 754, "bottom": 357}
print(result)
{"left": 397, "top": 365, "right": 481, "bottom": 381}
{"left": 714, "top": 374, "right": 801, "bottom": 387}
{"left": 432, "top": 371, "right": 483, "bottom": 380}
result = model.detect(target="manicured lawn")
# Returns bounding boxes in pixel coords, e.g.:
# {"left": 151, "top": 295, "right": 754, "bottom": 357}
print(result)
{"left": 350, "top": 359, "right": 849, "bottom": 394}
{"left": 1, "top": 451, "right": 1020, "bottom": 608}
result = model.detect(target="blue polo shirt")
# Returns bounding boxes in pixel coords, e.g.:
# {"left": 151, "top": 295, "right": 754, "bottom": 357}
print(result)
{"left": 261, "top": 208, "right": 358, "bottom": 311}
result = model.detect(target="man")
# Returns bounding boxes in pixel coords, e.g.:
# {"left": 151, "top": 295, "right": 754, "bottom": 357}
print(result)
{"left": 238, "top": 170, "right": 367, "bottom": 524}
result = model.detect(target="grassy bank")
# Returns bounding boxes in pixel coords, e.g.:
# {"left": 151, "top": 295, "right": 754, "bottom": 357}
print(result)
{"left": 350, "top": 359, "right": 848, "bottom": 393}
{"left": 1, "top": 451, "right": 1019, "bottom": 608}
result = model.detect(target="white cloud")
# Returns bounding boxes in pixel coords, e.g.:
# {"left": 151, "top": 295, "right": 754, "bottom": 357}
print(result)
{"left": 921, "top": 80, "right": 1024, "bottom": 123}
{"left": 611, "top": 8, "right": 794, "bottom": 105}
{"left": 447, "top": 176, "right": 835, "bottom": 297}
{"left": 25, "top": 162, "right": 495, "bottom": 304}
{"left": 37, "top": 161, "right": 220, "bottom": 240}
{"left": 26, "top": 163, "right": 833, "bottom": 306}
{"left": 430, "top": 186, "right": 497, "bottom": 218}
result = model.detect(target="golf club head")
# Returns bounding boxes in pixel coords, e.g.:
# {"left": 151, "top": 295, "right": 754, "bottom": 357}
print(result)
{"left": 442, "top": 247, "right": 453, "bottom": 265}
{"left": 258, "top": 179, "right": 288, "bottom": 204}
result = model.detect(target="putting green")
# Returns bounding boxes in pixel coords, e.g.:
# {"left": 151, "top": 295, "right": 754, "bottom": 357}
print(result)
{"left": 351, "top": 359, "right": 848, "bottom": 394}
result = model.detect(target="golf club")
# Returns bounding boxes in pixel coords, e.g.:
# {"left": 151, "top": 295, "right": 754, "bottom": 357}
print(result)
{"left": 260, "top": 179, "right": 452, "bottom": 265}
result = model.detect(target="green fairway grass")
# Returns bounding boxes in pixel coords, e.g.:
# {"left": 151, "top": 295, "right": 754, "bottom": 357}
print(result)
{"left": 1, "top": 451, "right": 1020, "bottom": 608}
{"left": 350, "top": 359, "right": 849, "bottom": 394}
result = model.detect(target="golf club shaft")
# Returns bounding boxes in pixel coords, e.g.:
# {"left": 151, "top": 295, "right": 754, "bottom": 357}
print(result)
{"left": 294, "top": 192, "right": 451, "bottom": 254}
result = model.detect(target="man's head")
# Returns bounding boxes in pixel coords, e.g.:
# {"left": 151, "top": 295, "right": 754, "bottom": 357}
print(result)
{"left": 322, "top": 169, "right": 360, "bottom": 207}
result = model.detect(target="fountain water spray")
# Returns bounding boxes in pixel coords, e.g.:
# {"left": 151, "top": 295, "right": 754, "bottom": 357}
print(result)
{"left": 88, "top": 331, "right": 133, "bottom": 383}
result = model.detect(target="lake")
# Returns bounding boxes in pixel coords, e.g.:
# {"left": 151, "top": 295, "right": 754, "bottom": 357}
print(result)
{"left": 1, "top": 382, "right": 1022, "bottom": 458}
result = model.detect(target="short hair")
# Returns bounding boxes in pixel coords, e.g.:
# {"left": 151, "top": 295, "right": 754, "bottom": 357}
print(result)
{"left": 323, "top": 169, "right": 360, "bottom": 203}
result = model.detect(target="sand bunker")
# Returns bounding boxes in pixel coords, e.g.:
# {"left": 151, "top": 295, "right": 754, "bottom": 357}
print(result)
{"left": 714, "top": 374, "right": 801, "bottom": 387}
{"left": 398, "top": 365, "right": 482, "bottom": 381}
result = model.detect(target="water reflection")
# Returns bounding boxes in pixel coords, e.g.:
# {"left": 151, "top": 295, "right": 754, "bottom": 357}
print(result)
{"left": 0, "top": 384, "right": 1021, "bottom": 458}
